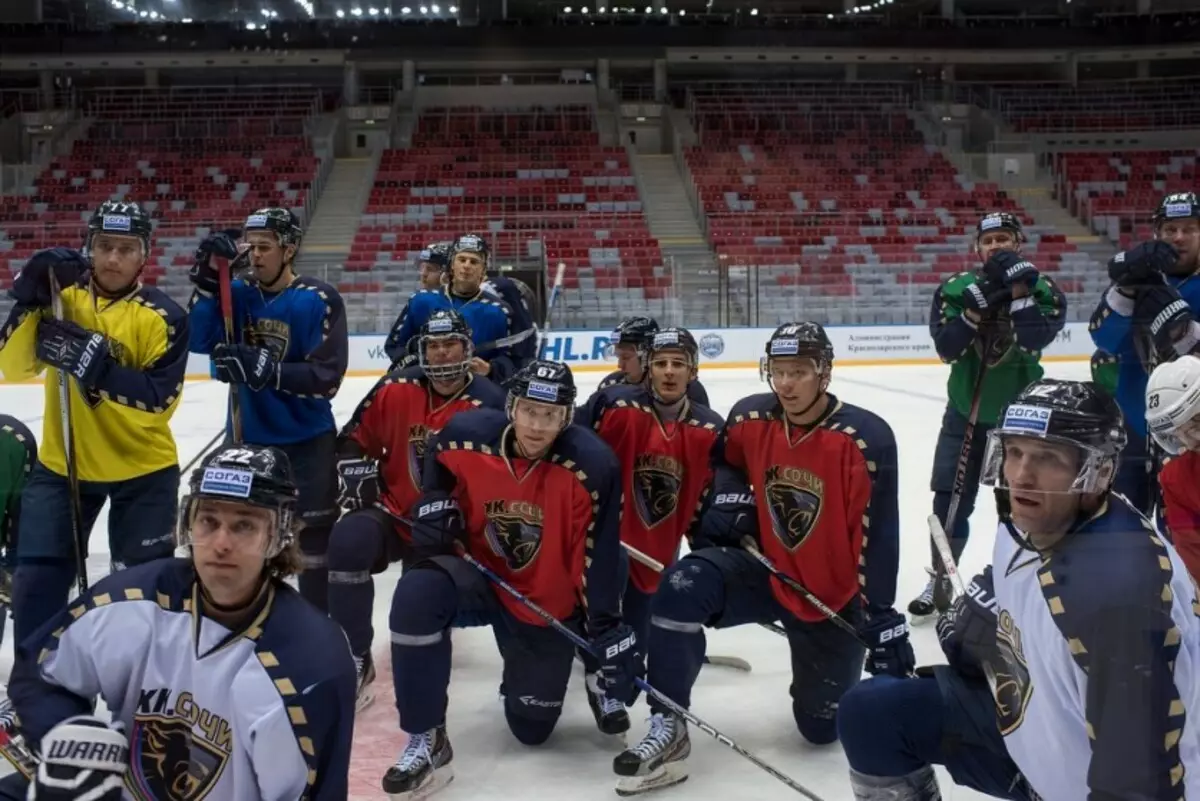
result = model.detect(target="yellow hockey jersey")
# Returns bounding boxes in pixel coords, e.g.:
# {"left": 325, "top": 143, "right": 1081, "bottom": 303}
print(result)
{"left": 0, "top": 281, "right": 189, "bottom": 482}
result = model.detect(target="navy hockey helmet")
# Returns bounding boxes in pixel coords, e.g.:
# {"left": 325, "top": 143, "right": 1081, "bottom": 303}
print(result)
{"left": 507, "top": 360, "right": 576, "bottom": 423}
{"left": 980, "top": 379, "right": 1126, "bottom": 496}
{"left": 450, "top": 233, "right": 489, "bottom": 265}
{"left": 975, "top": 212, "right": 1025, "bottom": 245}
{"left": 419, "top": 242, "right": 451, "bottom": 272}
{"left": 244, "top": 207, "right": 304, "bottom": 249}
{"left": 761, "top": 322, "right": 834, "bottom": 379}
{"left": 609, "top": 316, "right": 659, "bottom": 354}
{"left": 646, "top": 327, "right": 699, "bottom": 366}
{"left": 419, "top": 308, "right": 474, "bottom": 383}
{"left": 86, "top": 200, "right": 152, "bottom": 257}
{"left": 1152, "top": 192, "right": 1200, "bottom": 228}
{"left": 179, "top": 444, "right": 299, "bottom": 557}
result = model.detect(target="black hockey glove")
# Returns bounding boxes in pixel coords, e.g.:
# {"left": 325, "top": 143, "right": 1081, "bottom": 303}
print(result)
{"left": 1108, "top": 241, "right": 1177, "bottom": 289}
{"left": 30, "top": 716, "right": 127, "bottom": 801}
{"left": 411, "top": 493, "right": 464, "bottom": 558}
{"left": 960, "top": 275, "right": 1008, "bottom": 317}
{"left": 592, "top": 623, "right": 642, "bottom": 706}
{"left": 212, "top": 342, "right": 277, "bottom": 392}
{"left": 936, "top": 569, "right": 997, "bottom": 681}
{"left": 35, "top": 319, "right": 112, "bottom": 389}
{"left": 337, "top": 456, "right": 380, "bottom": 512}
{"left": 692, "top": 490, "right": 757, "bottom": 550}
{"left": 858, "top": 607, "right": 915, "bottom": 678}
{"left": 189, "top": 231, "right": 243, "bottom": 298}
{"left": 10, "top": 248, "right": 89, "bottom": 308}
{"left": 982, "top": 250, "right": 1038, "bottom": 290}
{"left": 1135, "top": 284, "right": 1199, "bottom": 361}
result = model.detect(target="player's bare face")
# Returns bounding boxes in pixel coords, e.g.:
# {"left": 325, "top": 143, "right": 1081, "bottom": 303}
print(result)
{"left": 649, "top": 352, "right": 692, "bottom": 404}
{"left": 89, "top": 233, "right": 144, "bottom": 294}
{"left": 451, "top": 253, "right": 485, "bottom": 295}
{"left": 511, "top": 398, "right": 567, "bottom": 460}
{"left": 419, "top": 262, "right": 444, "bottom": 290}
{"left": 1001, "top": 437, "right": 1082, "bottom": 536}
{"left": 245, "top": 232, "right": 294, "bottom": 290}
{"left": 615, "top": 344, "right": 644, "bottom": 383}
{"left": 977, "top": 231, "right": 1019, "bottom": 263}
{"left": 767, "top": 357, "right": 823, "bottom": 419}
{"left": 1158, "top": 218, "right": 1200, "bottom": 272}
{"left": 190, "top": 499, "right": 275, "bottom": 607}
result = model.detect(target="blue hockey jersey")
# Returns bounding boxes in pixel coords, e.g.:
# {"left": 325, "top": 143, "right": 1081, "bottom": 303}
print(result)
{"left": 595, "top": 369, "right": 711, "bottom": 407}
{"left": 482, "top": 275, "right": 536, "bottom": 373}
{"left": 1089, "top": 274, "right": 1200, "bottom": 436}
{"left": 189, "top": 276, "right": 348, "bottom": 446}
{"left": 383, "top": 288, "right": 518, "bottom": 383}
{"left": 7, "top": 558, "right": 357, "bottom": 801}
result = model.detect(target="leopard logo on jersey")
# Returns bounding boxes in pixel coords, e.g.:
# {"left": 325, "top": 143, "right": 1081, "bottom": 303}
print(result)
{"left": 483, "top": 499, "right": 544, "bottom": 571}
{"left": 129, "top": 689, "right": 231, "bottom": 799}
{"left": 993, "top": 609, "right": 1033, "bottom": 735}
{"left": 763, "top": 465, "right": 823, "bottom": 551}
{"left": 407, "top": 423, "right": 432, "bottom": 490}
{"left": 246, "top": 317, "right": 291, "bottom": 362}
{"left": 79, "top": 337, "right": 129, "bottom": 409}
{"left": 976, "top": 307, "right": 1014, "bottom": 367}
{"left": 632, "top": 453, "right": 682, "bottom": 529}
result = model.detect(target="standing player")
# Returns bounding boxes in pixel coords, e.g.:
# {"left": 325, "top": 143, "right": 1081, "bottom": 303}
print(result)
{"left": 578, "top": 327, "right": 723, "bottom": 735}
{"left": 417, "top": 243, "right": 451, "bottom": 291}
{"left": 0, "top": 416, "right": 35, "bottom": 645}
{"left": 1090, "top": 191, "right": 1200, "bottom": 515}
{"left": 594, "top": 316, "right": 709, "bottom": 405}
{"left": 381, "top": 361, "right": 636, "bottom": 799}
{"left": 188, "top": 207, "right": 349, "bottom": 612}
{"left": 0, "top": 201, "right": 188, "bottom": 645}
{"left": 612, "top": 322, "right": 908, "bottom": 795}
{"left": 1146, "top": 355, "right": 1200, "bottom": 581}
{"left": 383, "top": 234, "right": 522, "bottom": 383}
{"left": 328, "top": 309, "right": 506, "bottom": 708}
{"left": 0, "top": 443, "right": 356, "bottom": 801}
{"left": 911, "top": 212, "right": 1066, "bottom": 621}
{"left": 839, "top": 379, "right": 1200, "bottom": 800}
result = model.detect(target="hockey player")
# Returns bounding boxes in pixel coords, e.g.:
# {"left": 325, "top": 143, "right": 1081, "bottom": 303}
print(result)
{"left": 595, "top": 316, "right": 709, "bottom": 405}
{"left": 0, "top": 201, "right": 188, "bottom": 645}
{"left": 1090, "top": 191, "right": 1200, "bottom": 515}
{"left": 0, "top": 416, "right": 35, "bottom": 644}
{"left": 481, "top": 270, "right": 537, "bottom": 379}
{"left": 612, "top": 322, "right": 907, "bottom": 795}
{"left": 417, "top": 242, "right": 450, "bottom": 290}
{"left": 188, "top": 207, "right": 349, "bottom": 612}
{"left": 839, "top": 378, "right": 1200, "bottom": 800}
{"left": 578, "top": 327, "right": 723, "bottom": 736}
{"left": 911, "top": 211, "right": 1066, "bottom": 621}
{"left": 328, "top": 309, "right": 506, "bottom": 708}
{"left": 1146, "top": 355, "right": 1200, "bottom": 581}
{"left": 382, "top": 234, "right": 521, "bottom": 383}
{"left": 382, "top": 360, "right": 635, "bottom": 799}
{"left": 0, "top": 443, "right": 356, "bottom": 801}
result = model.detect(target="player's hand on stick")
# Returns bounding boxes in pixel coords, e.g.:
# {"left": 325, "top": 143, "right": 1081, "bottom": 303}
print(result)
{"left": 11, "top": 248, "right": 89, "bottom": 308}
{"left": 212, "top": 343, "right": 277, "bottom": 391}
{"left": 1108, "top": 241, "right": 1177, "bottom": 290}
{"left": 30, "top": 716, "right": 127, "bottom": 801}
{"left": 858, "top": 608, "right": 915, "bottom": 678}
{"left": 593, "top": 623, "right": 642, "bottom": 705}
{"left": 411, "top": 494, "right": 464, "bottom": 558}
{"left": 982, "top": 250, "right": 1039, "bottom": 291}
{"left": 189, "top": 231, "right": 244, "bottom": 298}
{"left": 1135, "top": 284, "right": 1199, "bottom": 360}
{"left": 960, "top": 275, "right": 1008, "bottom": 317}
{"left": 935, "top": 572, "right": 999, "bottom": 681}
{"left": 336, "top": 457, "right": 380, "bottom": 512}
{"left": 36, "top": 319, "right": 112, "bottom": 388}
{"left": 693, "top": 491, "right": 757, "bottom": 550}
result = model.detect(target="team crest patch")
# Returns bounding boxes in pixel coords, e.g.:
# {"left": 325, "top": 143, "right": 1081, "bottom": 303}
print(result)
{"left": 764, "top": 465, "right": 824, "bottom": 551}
{"left": 246, "top": 318, "right": 291, "bottom": 361}
{"left": 407, "top": 423, "right": 431, "bottom": 491}
{"left": 483, "top": 499, "right": 544, "bottom": 571}
{"left": 994, "top": 609, "right": 1033, "bottom": 735}
{"left": 128, "top": 713, "right": 230, "bottom": 800}
{"left": 632, "top": 453, "right": 682, "bottom": 529}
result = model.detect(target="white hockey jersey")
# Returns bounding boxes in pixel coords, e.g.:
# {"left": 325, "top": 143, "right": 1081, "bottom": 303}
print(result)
{"left": 8, "top": 558, "right": 357, "bottom": 800}
{"left": 991, "top": 496, "right": 1200, "bottom": 801}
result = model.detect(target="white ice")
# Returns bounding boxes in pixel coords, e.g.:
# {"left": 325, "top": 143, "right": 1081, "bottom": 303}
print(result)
{"left": 0, "top": 361, "right": 1093, "bottom": 800}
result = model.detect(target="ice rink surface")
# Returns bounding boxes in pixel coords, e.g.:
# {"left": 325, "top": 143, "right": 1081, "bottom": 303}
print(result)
{"left": 0, "top": 359, "right": 1094, "bottom": 800}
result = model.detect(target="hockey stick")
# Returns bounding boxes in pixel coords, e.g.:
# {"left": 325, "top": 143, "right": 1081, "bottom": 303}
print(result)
{"left": 0, "top": 699, "right": 37, "bottom": 780}
{"left": 927, "top": 514, "right": 999, "bottom": 698}
{"left": 460, "top": 549, "right": 827, "bottom": 800}
{"left": 48, "top": 272, "right": 88, "bottom": 597}
{"left": 180, "top": 429, "right": 226, "bottom": 476}
{"left": 741, "top": 542, "right": 867, "bottom": 647}
{"left": 217, "top": 255, "right": 242, "bottom": 443}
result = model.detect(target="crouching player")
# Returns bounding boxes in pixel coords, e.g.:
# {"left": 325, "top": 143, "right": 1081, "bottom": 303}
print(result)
{"left": 1146, "top": 354, "right": 1200, "bottom": 581}
{"left": 0, "top": 444, "right": 356, "bottom": 801}
{"left": 578, "top": 327, "right": 722, "bottom": 735}
{"left": 613, "top": 322, "right": 907, "bottom": 795}
{"left": 328, "top": 309, "right": 506, "bottom": 708}
{"left": 381, "top": 361, "right": 635, "bottom": 799}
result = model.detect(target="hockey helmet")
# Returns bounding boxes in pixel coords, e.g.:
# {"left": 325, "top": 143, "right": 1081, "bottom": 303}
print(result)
{"left": 1153, "top": 192, "right": 1200, "bottom": 228}
{"left": 760, "top": 322, "right": 834, "bottom": 381}
{"left": 419, "top": 242, "right": 451, "bottom": 272}
{"left": 507, "top": 360, "right": 576, "bottom": 425}
{"left": 419, "top": 309, "right": 474, "bottom": 383}
{"left": 1146, "top": 355, "right": 1200, "bottom": 455}
{"left": 609, "top": 316, "right": 659, "bottom": 354}
{"left": 450, "top": 234, "right": 489, "bottom": 265}
{"left": 86, "top": 200, "right": 152, "bottom": 257}
{"left": 179, "top": 444, "right": 299, "bottom": 557}
{"left": 975, "top": 212, "right": 1025, "bottom": 244}
{"left": 646, "top": 327, "right": 699, "bottom": 366}
{"left": 243, "top": 207, "right": 304, "bottom": 249}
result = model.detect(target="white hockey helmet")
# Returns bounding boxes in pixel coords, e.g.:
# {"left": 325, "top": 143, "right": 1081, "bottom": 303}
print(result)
{"left": 1146, "top": 355, "right": 1200, "bottom": 455}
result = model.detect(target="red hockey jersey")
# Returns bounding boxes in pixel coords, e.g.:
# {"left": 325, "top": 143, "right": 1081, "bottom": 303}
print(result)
{"left": 341, "top": 367, "right": 506, "bottom": 536}
{"left": 714, "top": 392, "right": 900, "bottom": 622}
{"left": 1160, "top": 450, "right": 1200, "bottom": 583}
{"left": 586, "top": 385, "right": 723, "bottom": 593}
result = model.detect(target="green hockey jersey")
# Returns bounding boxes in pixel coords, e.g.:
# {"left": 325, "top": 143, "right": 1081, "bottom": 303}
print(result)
{"left": 0, "top": 415, "right": 36, "bottom": 554}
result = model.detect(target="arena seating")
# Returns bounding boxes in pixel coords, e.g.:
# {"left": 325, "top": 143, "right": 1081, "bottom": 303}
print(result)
{"left": 991, "top": 78, "right": 1200, "bottom": 133}
{"left": 343, "top": 106, "right": 667, "bottom": 328}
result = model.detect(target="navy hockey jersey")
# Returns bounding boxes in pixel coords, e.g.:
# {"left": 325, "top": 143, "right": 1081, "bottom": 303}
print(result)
{"left": 482, "top": 275, "right": 536, "bottom": 373}
{"left": 595, "top": 369, "right": 710, "bottom": 407}
{"left": 189, "top": 276, "right": 348, "bottom": 446}
{"left": 7, "top": 558, "right": 357, "bottom": 801}
{"left": 383, "top": 289, "right": 518, "bottom": 383}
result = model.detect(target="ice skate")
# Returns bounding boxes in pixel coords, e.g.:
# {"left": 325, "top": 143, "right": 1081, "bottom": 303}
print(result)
{"left": 381, "top": 725, "right": 453, "bottom": 800}
{"left": 585, "top": 671, "right": 630, "bottom": 738}
{"left": 613, "top": 712, "right": 690, "bottom": 796}
{"left": 354, "top": 652, "right": 376, "bottom": 712}
{"left": 908, "top": 569, "right": 952, "bottom": 623}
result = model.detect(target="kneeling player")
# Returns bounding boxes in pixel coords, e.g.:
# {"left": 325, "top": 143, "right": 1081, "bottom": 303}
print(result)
{"left": 839, "top": 379, "right": 1200, "bottom": 800}
{"left": 328, "top": 309, "right": 506, "bottom": 708}
{"left": 1147, "top": 354, "right": 1200, "bottom": 582}
{"left": 614, "top": 322, "right": 908, "bottom": 796}
{"left": 382, "top": 361, "right": 636, "bottom": 799}
{"left": 579, "top": 327, "right": 722, "bottom": 735}
{"left": 595, "top": 316, "right": 709, "bottom": 406}
{"left": 0, "top": 444, "right": 356, "bottom": 801}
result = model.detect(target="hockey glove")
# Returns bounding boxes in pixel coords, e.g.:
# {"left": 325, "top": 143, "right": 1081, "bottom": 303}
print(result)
{"left": 35, "top": 319, "right": 112, "bottom": 389}
{"left": 936, "top": 569, "right": 997, "bottom": 681}
{"left": 337, "top": 456, "right": 381, "bottom": 512}
{"left": 30, "top": 716, "right": 127, "bottom": 801}
{"left": 859, "top": 608, "right": 916, "bottom": 678}
{"left": 593, "top": 623, "right": 642, "bottom": 706}
{"left": 11, "top": 248, "right": 89, "bottom": 308}
{"left": 959, "top": 276, "right": 1008, "bottom": 317}
{"left": 1135, "top": 284, "right": 1199, "bottom": 361}
{"left": 1108, "top": 241, "right": 1177, "bottom": 289}
{"left": 189, "top": 231, "right": 243, "bottom": 298}
{"left": 692, "top": 491, "right": 757, "bottom": 550}
{"left": 411, "top": 493, "right": 464, "bottom": 557}
{"left": 212, "top": 343, "right": 277, "bottom": 392}
{"left": 982, "top": 250, "right": 1039, "bottom": 290}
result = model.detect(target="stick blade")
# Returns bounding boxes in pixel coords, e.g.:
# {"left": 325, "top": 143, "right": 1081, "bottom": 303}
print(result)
{"left": 704, "top": 655, "right": 752, "bottom": 672}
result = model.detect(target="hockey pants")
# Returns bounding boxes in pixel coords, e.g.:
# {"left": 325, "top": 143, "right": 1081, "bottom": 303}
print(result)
{"left": 278, "top": 431, "right": 339, "bottom": 613}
